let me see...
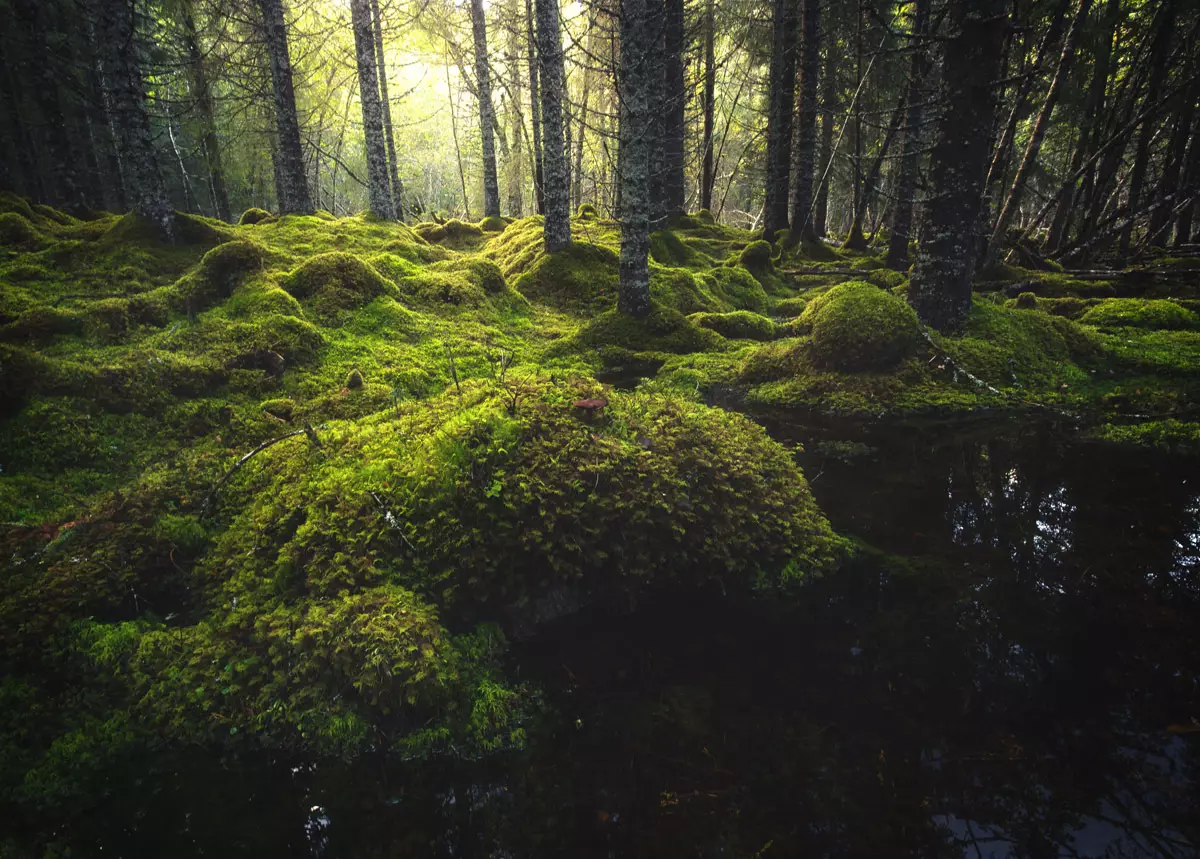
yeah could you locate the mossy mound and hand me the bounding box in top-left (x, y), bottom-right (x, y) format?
top-left (0, 212), bottom-right (45, 250)
top-left (802, 281), bottom-right (922, 371)
top-left (576, 203), bottom-right (599, 219)
top-left (415, 219), bottom-right (485, 249)
top-left (738, 241), bottom-right (789, 294)
top-left (178, 240), bottom-right (267, 312)
top-left (1078, 298), bottom-right (1199, 330)
top-left (209, 378), bottom-right (839, 618)
top-left (650, 230), bottom-right (698, 267)
top-left (512, 242), bottom-right (619, 313)
top-left (570, 303), bottom-right (725, 357)
top-left (238, 207), bottom-right (275, 226)
top-left (690, 311), bottom-right (778, 341)
top-left (280, 252), bottom-right (399, 320)
top-left (478, 216), bottom-right (507, 232)
top-left (772, 296), bottom-right (809, 317)
top-left (698, 266), bottom-right (768, 313)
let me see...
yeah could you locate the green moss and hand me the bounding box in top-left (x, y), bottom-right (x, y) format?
top-left (280, 252), bottom-right (399, 320)
top-left (864, 268), bottom-right (906, 290)
top-left (699, 266), bottom-right (768, 313)
top-left (772, 296), bottom-right (810, 318)
top-left (345, 367), bottom-right (364, 388)
top-left (432, 256), bottom-right (507, 294)
top-left (569, 303), bottom-right (725, 356)
top-left (801, 281), bottom-right (922, 371)
top-left (1014, 291), bottom-right (1039, 309)
top-left (1089, 418), bottom-right (1200, 453)
top-left (512, 242), bottom-right (619, 313)
top-left (576, 203), bottom-right (599, 219)
top-left (650, 230), bottom-right (698, 267)
top-left (239, 207), bottom-right (274, 225)
top-left (178, 240), bottom-right (267, 312)
top-left (0, 212), bottom-right (45, 250)
top-left (479, 216), bottom-right (507, 232)
top-left (261, 398), bottom-right (296, 420)
top-left (690, 310), bottom-right (778, 341)
top-left (1079, 298), bottom-right (1199, 330)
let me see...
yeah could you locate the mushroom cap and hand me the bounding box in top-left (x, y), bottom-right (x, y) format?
top-left (572, 398), bottom-right (608, 410)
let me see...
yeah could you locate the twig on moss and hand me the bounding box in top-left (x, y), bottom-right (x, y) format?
top-left (200, 422), bottom-right (322, 518)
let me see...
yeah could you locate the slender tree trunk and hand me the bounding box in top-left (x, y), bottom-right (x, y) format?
top-left (258, 0), bottom-right (313, 214)
top-left (572, 21), bottom-right (593, 210)
top-left (886, 0), bottom-right (931, 269)
top-left (526, 0), bottom-right (545, 214)
top-left (845, 2), bottom-right (867, 249)
top-left (469, 0), bottom-right (501, 218)
top-left (94, 0), bottom-right (175, 238)
top-left (814, 39), bottom-right (835, 237)
top-left (848, 94), bottom-right (906, 243)
top-left (788, 0), bottom-right (820, 242)
top-left (618, 0), bottom-right (655, 315)
top-left (987, 0), bottom-right (1091, 261)
top-left (446, 59), bottom-right (471, 218)
top-left (909, 0), bottom-right (1007, 332)
top-left (1148, 68), bottom-right (1198, 245)
top-left (371, 0), bottom-right (405, 219)
top-left (764, 0), bottom-right (798, 241)
top-left (0, 38), bottom-right (41, 200)
top-left (1117, 0), bottom-right (1175, 264)
top-left (506, 0), bottom-right (527, 216)
top-left (536, 0), bottom-right (571, 250)
top-left (700, 0), bottom-right (716, 212)
top-left (1176, 99), bottom-right (1200, 246)
top-left (1046, 0), bottom-right (1118, 252)
top-left (349, 0), bottom-right (394, 218)
top-left (179, 0), bottom-right (231, 222)
top-left (662, 0), bottom-right (686, 214)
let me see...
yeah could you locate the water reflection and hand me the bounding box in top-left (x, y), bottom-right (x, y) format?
top-left (11, 423), bottom-right (1200, 857)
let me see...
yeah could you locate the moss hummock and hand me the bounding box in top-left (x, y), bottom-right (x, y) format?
top-left (801, 281), bottom-right (922, 371)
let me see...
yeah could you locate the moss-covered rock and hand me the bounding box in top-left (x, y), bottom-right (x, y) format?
top-left (690, 310), bottom-right (778, 341)
top-left (801, 281), bottom-right (922, 371)
top-left (576, 203), bottom-right (599, 219)
top-left (1079, 298), bottom-right (1199, 330)
top-left (478, 216), bottom-right (507, 232)
top-left (280, 252), bottom-right (398, 320)
top-left (238, 207), bottom-right (275, 226)
top-left (0, 212), bottom-right (45, 250)
top-left (700, 266), bottom-right (768, 313)
top-left (179, 240), bottom-right (267, 312)
top-left (512, 242), bottom-right (619, 312)
top-left (571, 303), bottom-right (725, 356)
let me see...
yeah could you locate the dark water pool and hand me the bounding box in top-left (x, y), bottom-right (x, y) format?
top-left (22, 421), bottom-right (1200, 857)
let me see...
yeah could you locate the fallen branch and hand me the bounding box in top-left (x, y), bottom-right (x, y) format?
top-left (201, 422), bottom-right (322, 518)
top-left (781, 267), bottom-right (876, 276)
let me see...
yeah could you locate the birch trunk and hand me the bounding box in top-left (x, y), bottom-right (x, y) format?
top-left (258, 0), bottom-right (313, 214)
top-left (908, 0), bottom-right (1007, 332)
top-left (536, 0), bottom-right (571, 250)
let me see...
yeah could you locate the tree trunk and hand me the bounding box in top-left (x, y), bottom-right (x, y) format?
top-left (848, 93), bottom-right (906, 244)
top-left (1046, 0), bottom-right (1118, 252)
top-left (886, 0), bottom-right (931, 270)
top-left (94, 0), bottom-right (175, 238)
top-left (526, 0), bottom-right (545, 215)
top-left (179, 0), bottom-right (231, 222)
top-left (700, 0), bottom-right (716, 212)
top-left (908, 0), bottom-right (1008, 332)
top-left (371, 0), bottom-right (405, 219)
top-left (1117, 0), bottom-right (1175, 264)
top-left (505, 0), bottom-right (527, 216)
top-left (764, 0), bottom-right (798, 242)
top-left (617, 0), bottom-right (655, 316)
top-left (1148, 67), bottom-right (1198, 245)
top-left (987, 0), bottom-right (1091, 261)
top-left (788, 0), bottom-right (820, 242)
top-left (844, 2), bottom-right (867, 249)
top-left (814, 37), bottom-right (836, 237)
top-left (15, 0), bottom-right (82, 207)
top-left (572, 18), bottom-right (593, 210)
top-left (536, 0), bottom-right (571, 250)
top-left (468, 0), bottom-right (501, 218)
top-left (258, 0), bottom-right (313, 214)
top-left (1175, 98), bottom-right (1200, 246)
top-left (662, 0), bottom-right (686, 214)
top-left (0, 36), bottom-right (42, 201)
top-left (350, 0), bottom-right (394, 218)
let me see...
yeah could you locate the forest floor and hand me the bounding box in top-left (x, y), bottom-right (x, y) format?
top-left (2, 192), bottom-right (1200, 820)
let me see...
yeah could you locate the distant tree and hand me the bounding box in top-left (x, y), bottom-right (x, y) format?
top-left (661, 0), bottom-right (686, 215)
top-left (788, 0), bottom-right (820, 243)
top-left (371, 0), bottom-right (406, 218)
top-left (617, 0), bottom-right (655, 315)
top-left (887, 0), bottom-right (931, 270)
top-left (763, 0), bottom-right (797, 242)
top-left (350, 0), bottom-right (395, 219)
top-left (470, 0), bottom-right (502, 218)
top-left (177, 0), bottom-right (232, 222)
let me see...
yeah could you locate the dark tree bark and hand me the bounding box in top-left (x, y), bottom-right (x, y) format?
top-left (0, 36), bottom-right (42, 200)
top-left (535, 0), bottom-right (571, 250)
top-left (79, 28), bottom-right (126, 212)
top-left (988, 0), bottom-right (1091, 260)
top-left (94, 0), bottom-right (175, 238)
top-left (371, 0), bottom-right (406, 219)
top-left (1117, 0), bottom-right (1175, 264)
top-left (788, 0), bottom-right (820, 242)
top-left (1176, 96), bottom-right (1200, 246)
top-left (848, 93), bottom-right (906, 244)
top-left (1046, 0), bottom-right (1119, 252)
top-left (1149, 65), bottom-right (1198, 245)
top-left (908, 0), bottom-right (1008, 332)
top-left (617, 0), bottom-right (655, 316)
top-left (700, 0), bottom-right (716, 212)
top-left (15, 0), bottom-right (83, 207)
top-left (886, 0), bottom-right (931, 269)
top-left (179, 0), bottom-right (231, 222)
top-left (258, 0), bottom-right (313, 214)
top-left (526, 0), bottom-right (545, 214)
top-left (764, 0), bottom-right (798, 241)
top-left (470, 0), bottom-right (501, 218)
top-left (844, 2), bottom-right (867, 249)
top-left (661, 0), bottom-right (686, 214)
top-left (350, 0), bottom-right (394, 218)
top-left (814, 37), bottom-right (836, 237)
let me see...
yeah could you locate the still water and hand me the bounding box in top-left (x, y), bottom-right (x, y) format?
top-left (29, 421), bottom-right (1200, 857)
